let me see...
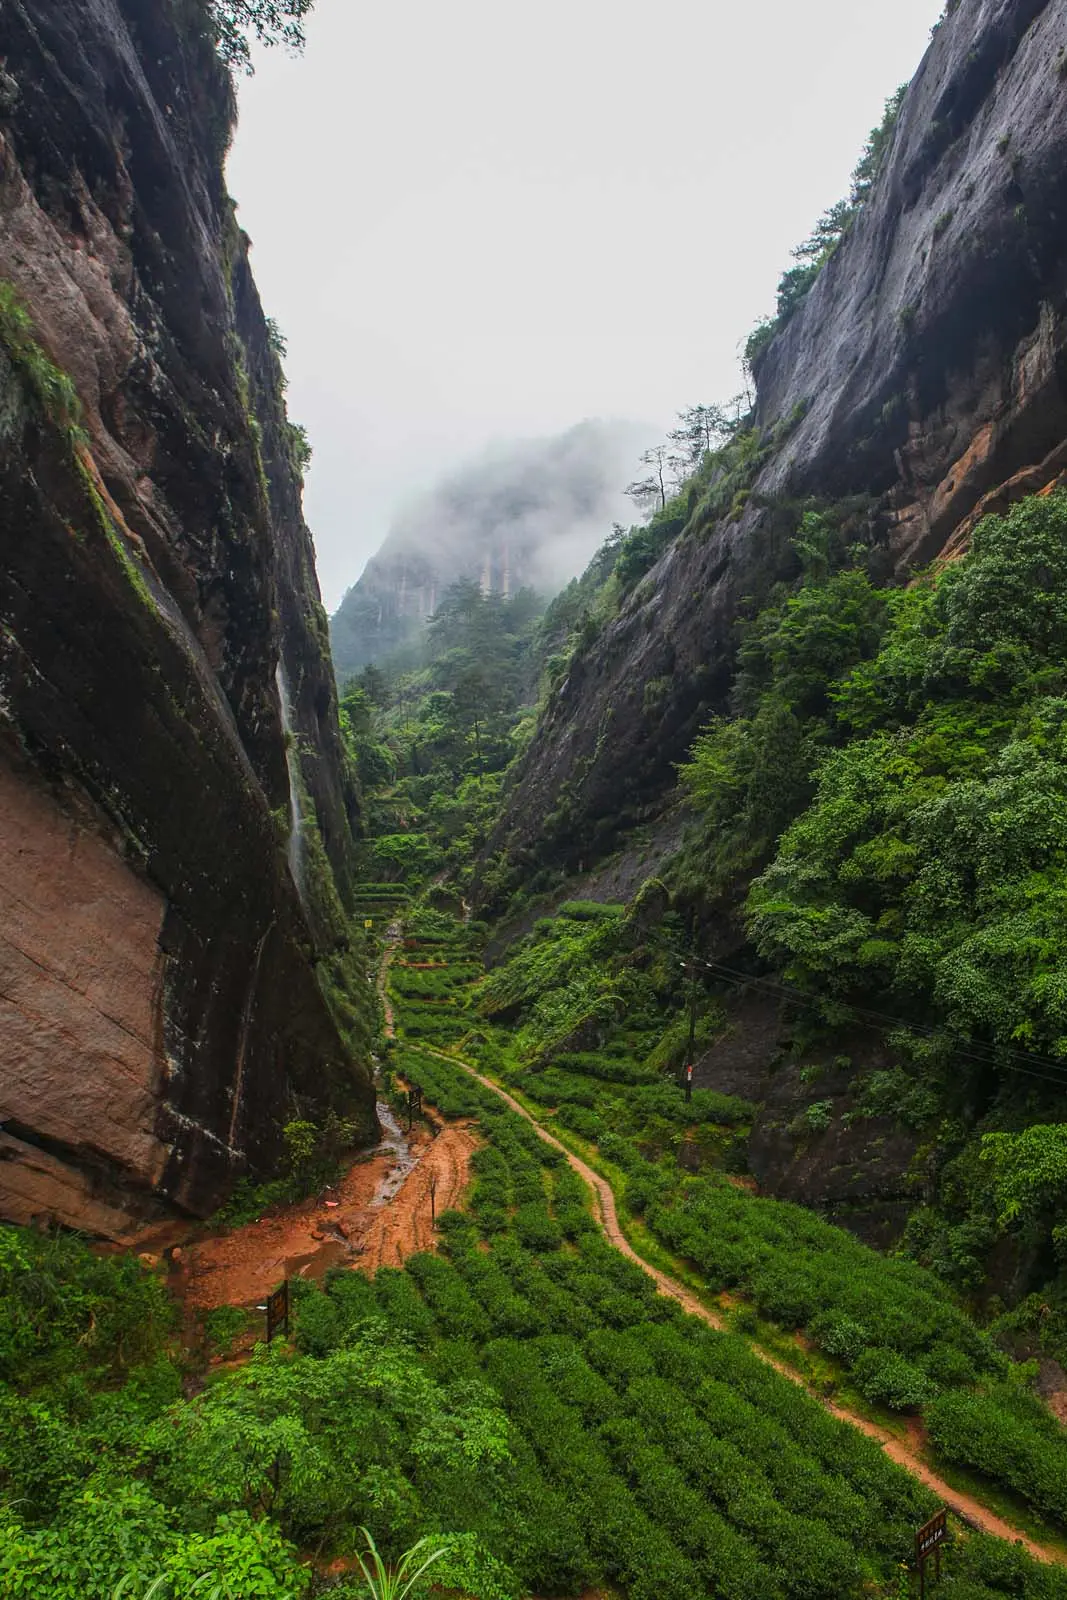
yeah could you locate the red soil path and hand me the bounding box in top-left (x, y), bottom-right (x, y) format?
top-left (418, 1044), bottom-right (1060, 1565)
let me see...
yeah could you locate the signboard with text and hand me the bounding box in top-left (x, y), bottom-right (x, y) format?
top-left (915, 1510), bottom-right (947, 1597)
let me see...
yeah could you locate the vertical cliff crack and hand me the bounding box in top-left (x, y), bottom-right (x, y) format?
top-left (227, 918), bottom-right (275, 1148)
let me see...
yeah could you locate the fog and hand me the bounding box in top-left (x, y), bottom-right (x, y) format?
top-left (365, 419), bottom-right (646, 601)
top-left (226, 0), bottom-right (946, 608)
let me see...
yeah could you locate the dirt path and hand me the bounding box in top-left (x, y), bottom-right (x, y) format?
top-left (359, 1122), bottom-right (480, 1270)
top-left (416, 1044), bottom-right (1058, 1564)
top-left (137, 1111), bottom-right (479, 1310)
top-left (128, 932), bottom-right (467, 1313)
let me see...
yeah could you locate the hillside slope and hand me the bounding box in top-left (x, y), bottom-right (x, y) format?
top-left (489, 0), bottom-right (1067, 878)
top-left (330, 421), bottom-right (638, 678)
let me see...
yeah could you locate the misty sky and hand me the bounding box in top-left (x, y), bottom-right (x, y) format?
top-left (226, 0), bottom-right (945, 612)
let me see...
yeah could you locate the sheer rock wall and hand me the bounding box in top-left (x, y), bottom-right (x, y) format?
top-left (489, 0), bottom-right (1067, 879)
top-left (0, 0), bottom-right (376, 1236)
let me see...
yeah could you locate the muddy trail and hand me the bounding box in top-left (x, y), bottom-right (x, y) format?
top-left (135, 1108), bottom-right (477, 1319)
top-left (133, 930), bottom-right (476, 1326)
top-left (412, 1043), bottom-right (1061, 1566)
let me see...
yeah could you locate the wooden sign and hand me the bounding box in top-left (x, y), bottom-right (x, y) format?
top-left (915, 1510), bottom-right (947, 1597)
top-left (266, 1279), bottom-right (290, 1343)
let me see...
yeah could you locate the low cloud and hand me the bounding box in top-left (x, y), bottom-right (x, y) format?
top-left (361, 418), bottom-right (645, 599)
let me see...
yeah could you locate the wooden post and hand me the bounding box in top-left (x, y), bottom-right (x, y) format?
top-left (429, 1171), bottom-right (438, 1226)
top-left (266, 1279), bottom-right (290, 1343)
top-left (679, 953), bottom-right (698, 1100)
top-left (915, 1509), bottom-right (947, 1600)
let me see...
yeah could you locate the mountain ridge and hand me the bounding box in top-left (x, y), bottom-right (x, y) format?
top-left (486, 0), bottom-right (1067, 884)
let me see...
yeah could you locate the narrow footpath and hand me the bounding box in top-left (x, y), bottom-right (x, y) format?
top-left (415, 1043), bottom-right (1058, 1564)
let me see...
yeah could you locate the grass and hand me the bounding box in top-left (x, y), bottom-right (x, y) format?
top-left (0, 280), bottom-right (84, 442)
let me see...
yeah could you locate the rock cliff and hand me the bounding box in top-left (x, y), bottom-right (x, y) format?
top-left (489, 0), bottom-right (1067, 879)
top-left (0, 0), bottom-right (377, 1237)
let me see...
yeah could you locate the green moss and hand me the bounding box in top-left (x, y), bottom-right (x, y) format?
top-left (0, 281), bottom-right (84, 443)
top-left (75, 457), bottom-right (154, 610)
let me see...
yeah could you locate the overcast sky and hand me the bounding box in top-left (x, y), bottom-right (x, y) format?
top-left (227, 0), bottom-right (945, 612)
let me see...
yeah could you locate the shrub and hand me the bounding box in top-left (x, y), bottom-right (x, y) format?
top-left (926, 1386), bottom-right (1067, 1527)
top-left (851, 1348), bottom-right (937, 1411)
top-left (513, 1204), bottom-right (563, 1253)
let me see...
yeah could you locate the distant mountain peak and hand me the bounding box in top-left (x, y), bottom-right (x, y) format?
top-left (330, 419), bottom-right (642, 679)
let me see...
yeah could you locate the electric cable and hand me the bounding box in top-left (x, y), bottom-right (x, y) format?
top-left (683, 953), bottom-right (1067, 1095)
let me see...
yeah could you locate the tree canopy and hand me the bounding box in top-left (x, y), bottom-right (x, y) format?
top-left (208, 0), bottom-right (315, 71)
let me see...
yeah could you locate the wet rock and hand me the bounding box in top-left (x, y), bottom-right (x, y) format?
top-left (0, 0), bottom-right (377, 1237)
top-left (485, 0), bottom-right (1067, 882)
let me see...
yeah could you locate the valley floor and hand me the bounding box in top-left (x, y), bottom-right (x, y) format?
top-left (422, 1039), bottom-right (1058, 1564)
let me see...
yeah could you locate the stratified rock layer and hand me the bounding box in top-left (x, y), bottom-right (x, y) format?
top-left (0, 0), bottom-right (376, 1235)
top-left (490, 0), bottom-right (1067, 878)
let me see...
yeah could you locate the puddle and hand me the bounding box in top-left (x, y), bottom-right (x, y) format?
top-left (286, 1238), bottom-right (351, 1278)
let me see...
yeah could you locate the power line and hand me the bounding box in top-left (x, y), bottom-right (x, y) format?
top-left (700, 957), bottom-right (1067, 1089)
top-left (697, 953), bottom-right (1067, 1077)
top-left (691, 955), bottom-right (1067, 1095)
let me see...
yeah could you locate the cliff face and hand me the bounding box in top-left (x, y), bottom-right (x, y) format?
top-left (0, 0), bottom-right (377, 1237)
top-left (489, 0), bottom-right (1067, 878)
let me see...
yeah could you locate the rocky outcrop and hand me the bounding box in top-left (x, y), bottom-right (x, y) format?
top-left (488, 0), bottom-right (1067, 878)
top-left (0, 0), bottom-right (377, 1236)
top-left (693, 999), bottom-right (925, 1248)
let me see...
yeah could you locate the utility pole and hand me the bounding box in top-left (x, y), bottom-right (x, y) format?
top-left (407, 1087), bottom-right (422, 1132)
top-left (679, 949), bottom-right (699, 1103)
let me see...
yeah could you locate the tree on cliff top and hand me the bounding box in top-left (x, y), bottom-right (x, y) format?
top-left (209, 0), bottom-right (315, 71)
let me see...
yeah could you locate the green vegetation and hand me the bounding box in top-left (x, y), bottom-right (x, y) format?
top-left (208, 0), bottom-right (315, 71)
top-left (398, 898), bottom-right (1067, 1537)
top-left (748, 494), bottom-right (1067, 1064)
top-left (745, 86), bottom-right (906, 371)
top-left (216, 1110), bottom-right (368, 1226)
top-left (9, 850), bottom-right (1067, 1596)
top-left (926, 1383), bottom-right (1067, 1526)
top-left (677, 511), bottom-right (889, 893)
top-left (345, 1041), bottom-right (1067, 1600)
top-left (7, 12), bottom-right (1067, 1575)
top-left (338, 581), bottom-right (549, 892)
top-left (0, 281), bottom-right (83, 442)
top-left (351, 1529), bottom-right (448, 1600)
top-left (660, 493), bottom-right (1067, 1335)
top-left (315, 452), bottom-right (1067, 1592)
